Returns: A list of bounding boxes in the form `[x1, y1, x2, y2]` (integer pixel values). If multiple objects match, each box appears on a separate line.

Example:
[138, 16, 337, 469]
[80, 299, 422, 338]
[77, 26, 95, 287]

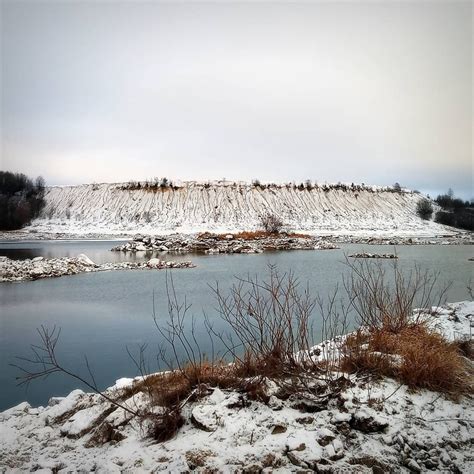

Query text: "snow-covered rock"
[76, 253, 95, 266]
[0, 256, 195, 282]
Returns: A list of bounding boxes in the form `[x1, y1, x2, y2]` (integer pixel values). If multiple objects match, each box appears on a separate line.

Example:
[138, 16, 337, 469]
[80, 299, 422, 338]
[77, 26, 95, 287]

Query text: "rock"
[424, 459, 439, 469]
[191, 405, 221, 432]
[349, 253, 398, 259]
[271, 424, 287, 434]
[30, 266, 45, 277]
[349, 413, 388, 433]
[76, 254, 95, 266]
[0, 256, 194, 282]
[85, 422, 126, 447]
[268, 395, 283, 411]
[0, 401, 31, 421]
[135, 244, 147, 252]
[32, 256, 44, 262]
[147, 258, 161, 268]
[294, 443, 306, 452]
[296, 416, 314, 425]
[191, 242, 212, 251]
[317, 428, 336, 446]
[48, 397, 65, 407]
[406, 459, 421, 472]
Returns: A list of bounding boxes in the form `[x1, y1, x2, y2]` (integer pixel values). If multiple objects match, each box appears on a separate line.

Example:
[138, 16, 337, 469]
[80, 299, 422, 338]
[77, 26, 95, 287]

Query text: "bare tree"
[12, 326, 139, 417]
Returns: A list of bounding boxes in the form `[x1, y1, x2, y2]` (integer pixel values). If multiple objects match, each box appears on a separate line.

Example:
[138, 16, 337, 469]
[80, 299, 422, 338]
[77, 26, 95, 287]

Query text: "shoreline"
[1, 301, 472, 472]
[0, 230, 472, 246]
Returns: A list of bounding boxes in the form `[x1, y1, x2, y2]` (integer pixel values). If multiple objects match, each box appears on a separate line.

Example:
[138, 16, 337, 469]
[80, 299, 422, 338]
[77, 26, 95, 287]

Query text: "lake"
[0, 240, 472, 410]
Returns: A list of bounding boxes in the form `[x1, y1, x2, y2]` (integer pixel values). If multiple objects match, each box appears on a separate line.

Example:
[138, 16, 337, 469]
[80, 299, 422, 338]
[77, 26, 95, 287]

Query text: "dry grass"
[127, 361, 241, 409]
[341, 324, 473, 397]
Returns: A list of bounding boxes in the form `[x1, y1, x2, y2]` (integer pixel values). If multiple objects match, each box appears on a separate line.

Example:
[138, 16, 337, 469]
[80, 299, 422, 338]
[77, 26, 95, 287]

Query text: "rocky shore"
[111, 233, 340, 255]
[0, 255, 194, 282]
[331, 233, 472, 246]
[349, 253, 398, 259]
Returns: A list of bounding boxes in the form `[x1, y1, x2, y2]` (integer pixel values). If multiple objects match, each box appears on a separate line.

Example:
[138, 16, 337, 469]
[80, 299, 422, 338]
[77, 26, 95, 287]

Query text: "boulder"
[349, 412, 388, 433]
[76, 254, 95, 266]
[147, 258, 161, 268]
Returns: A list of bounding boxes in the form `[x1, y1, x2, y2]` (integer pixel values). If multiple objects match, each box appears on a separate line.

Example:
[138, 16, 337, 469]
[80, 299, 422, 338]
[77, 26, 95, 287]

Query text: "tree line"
[416, 188, 473, 231]
[0, 171, 46, 230]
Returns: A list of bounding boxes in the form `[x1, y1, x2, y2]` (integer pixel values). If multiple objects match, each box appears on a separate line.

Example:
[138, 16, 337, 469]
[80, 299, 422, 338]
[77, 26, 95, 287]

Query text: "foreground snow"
[1, 302, 472, 472]
[19, 181, 462, 238]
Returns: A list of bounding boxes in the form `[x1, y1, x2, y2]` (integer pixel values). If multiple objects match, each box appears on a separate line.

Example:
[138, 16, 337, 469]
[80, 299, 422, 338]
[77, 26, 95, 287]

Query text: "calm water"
[0, 241, 472, 410]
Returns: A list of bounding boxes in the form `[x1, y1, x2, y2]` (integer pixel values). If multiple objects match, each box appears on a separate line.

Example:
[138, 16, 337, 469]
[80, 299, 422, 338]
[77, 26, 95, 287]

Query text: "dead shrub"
[454, 339, 474, 360]
[210, 267, 318, 381]
[344, 258, 449, 332]
[260, 214, 284, 234]
[340, 331, 393, 377]
[341, 325, 472, 397]
[396, 327, 472, 395]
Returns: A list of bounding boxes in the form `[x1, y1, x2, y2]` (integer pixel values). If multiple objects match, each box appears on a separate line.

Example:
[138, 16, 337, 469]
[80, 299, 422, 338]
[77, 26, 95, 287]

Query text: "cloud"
[1, 1, 472, 198]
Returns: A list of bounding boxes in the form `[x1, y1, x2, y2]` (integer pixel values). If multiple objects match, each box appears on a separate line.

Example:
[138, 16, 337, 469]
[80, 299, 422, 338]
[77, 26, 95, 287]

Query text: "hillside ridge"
[27, 181, 450, 236]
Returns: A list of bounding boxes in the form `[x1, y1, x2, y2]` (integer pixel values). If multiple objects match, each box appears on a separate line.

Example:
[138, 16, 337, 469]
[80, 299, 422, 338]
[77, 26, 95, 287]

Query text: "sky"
[1, 1, 472, 199]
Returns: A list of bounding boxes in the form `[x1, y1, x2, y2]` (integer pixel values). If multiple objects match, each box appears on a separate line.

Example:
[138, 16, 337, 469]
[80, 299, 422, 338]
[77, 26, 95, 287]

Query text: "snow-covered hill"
[28, 181, 451, 237]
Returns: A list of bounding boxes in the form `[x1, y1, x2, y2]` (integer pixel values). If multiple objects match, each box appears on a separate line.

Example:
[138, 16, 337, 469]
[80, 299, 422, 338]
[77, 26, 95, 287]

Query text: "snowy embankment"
[1, 302, 472, 472]
[0, 255, 194, 282]
[21, 181, 459, 238]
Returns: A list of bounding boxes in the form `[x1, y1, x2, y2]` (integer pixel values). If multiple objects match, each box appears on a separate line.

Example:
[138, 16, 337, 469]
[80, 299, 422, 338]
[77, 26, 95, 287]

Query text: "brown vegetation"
[341, 324, 472, 397]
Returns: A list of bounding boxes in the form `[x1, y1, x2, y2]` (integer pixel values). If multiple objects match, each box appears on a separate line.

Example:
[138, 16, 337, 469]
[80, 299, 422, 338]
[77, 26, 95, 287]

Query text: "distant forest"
[0, 171, 46, 230]
[434, 190, 473, 231]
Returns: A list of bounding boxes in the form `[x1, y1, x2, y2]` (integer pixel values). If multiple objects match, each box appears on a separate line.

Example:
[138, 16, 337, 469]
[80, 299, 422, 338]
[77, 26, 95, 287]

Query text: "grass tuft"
[342, 324, 472, 397]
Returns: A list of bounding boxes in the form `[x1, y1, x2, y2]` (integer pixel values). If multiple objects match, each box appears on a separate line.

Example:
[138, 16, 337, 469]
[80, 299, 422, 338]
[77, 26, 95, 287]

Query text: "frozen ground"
[1, 302, 472, 473]
[14, 181, 463, 239]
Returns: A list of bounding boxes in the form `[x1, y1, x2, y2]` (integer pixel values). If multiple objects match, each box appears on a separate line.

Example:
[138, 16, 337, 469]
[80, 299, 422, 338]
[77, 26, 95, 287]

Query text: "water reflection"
[0, 241, 472, 410]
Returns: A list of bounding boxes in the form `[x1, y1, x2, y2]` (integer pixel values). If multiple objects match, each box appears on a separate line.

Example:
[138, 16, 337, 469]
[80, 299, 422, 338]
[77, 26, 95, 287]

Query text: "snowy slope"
[28, 181, 451, 236]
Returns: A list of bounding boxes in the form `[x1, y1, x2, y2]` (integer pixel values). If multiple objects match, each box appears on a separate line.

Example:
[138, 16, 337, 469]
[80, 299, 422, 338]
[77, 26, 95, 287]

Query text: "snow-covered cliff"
[29, 181, 448, 236]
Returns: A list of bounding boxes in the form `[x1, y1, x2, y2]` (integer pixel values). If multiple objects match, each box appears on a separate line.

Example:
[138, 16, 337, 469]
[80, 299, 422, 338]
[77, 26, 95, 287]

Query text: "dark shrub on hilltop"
[0, 171, 46, 230]
[416, 198, 433, 220]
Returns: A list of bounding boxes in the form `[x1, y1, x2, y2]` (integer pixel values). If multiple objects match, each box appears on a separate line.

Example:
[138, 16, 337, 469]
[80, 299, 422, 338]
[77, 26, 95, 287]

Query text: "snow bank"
[1, 302, 472, 472]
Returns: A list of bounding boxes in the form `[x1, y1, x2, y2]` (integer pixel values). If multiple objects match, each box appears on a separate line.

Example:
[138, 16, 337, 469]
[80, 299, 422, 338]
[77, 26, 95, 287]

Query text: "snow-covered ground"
[20, 181, 461, 238]
[1, 302, 472, 473]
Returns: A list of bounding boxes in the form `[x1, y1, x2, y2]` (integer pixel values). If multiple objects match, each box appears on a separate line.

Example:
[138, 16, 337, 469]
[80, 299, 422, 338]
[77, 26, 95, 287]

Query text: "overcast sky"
[1, 1, 472, 198]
